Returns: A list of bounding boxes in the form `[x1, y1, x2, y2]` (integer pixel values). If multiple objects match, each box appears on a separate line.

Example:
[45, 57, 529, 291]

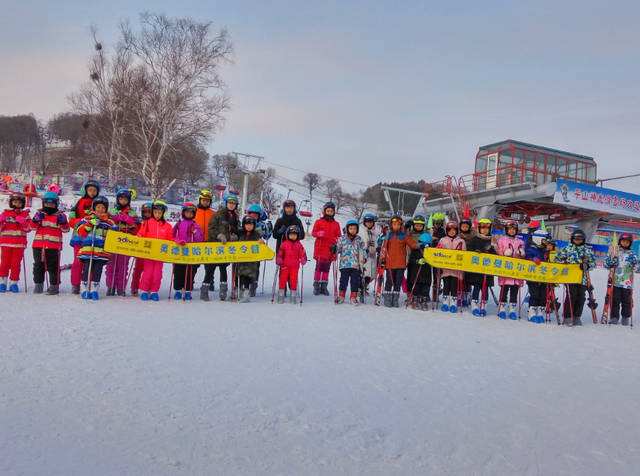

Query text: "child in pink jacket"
[136, 201, 174, 301]
[171, 202, 204, 300]
[496, 220, 525, 319]
[436, 221, 466, 313]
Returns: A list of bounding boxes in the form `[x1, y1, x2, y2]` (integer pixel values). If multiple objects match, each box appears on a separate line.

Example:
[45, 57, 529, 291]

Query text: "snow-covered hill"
[1, 234, 639, 475]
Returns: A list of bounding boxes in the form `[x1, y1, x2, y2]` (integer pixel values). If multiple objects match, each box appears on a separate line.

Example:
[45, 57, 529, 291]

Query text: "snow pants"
[339, 268, 362, 293]
[611, 286, 633, 319]
[407, 262, 431, 298]
[202, 263, 228, 285]
[500, 284, 520, 304]
[442, 276, 459, 298]
[105, 254, 131, 292]
[314, 259, 332, 282]
[71, 245, 83, 287]
[279, 266, 300, 291]
[81, 259, 105, 283]
[384, 268, 404, 293]
[140, 259, 164, 293]
[0, 246, 24, 280]
[32, 248, 61, 285]
[130, 258, 145, 293]
[173, 264, 199, 292]
[527, 281, 546, 307]
[563, 284, 586, 320]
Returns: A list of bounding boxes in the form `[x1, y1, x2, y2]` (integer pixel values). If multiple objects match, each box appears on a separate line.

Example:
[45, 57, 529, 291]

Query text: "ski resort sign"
[104, 231, 275, 264]
[554, 179, 640, 219]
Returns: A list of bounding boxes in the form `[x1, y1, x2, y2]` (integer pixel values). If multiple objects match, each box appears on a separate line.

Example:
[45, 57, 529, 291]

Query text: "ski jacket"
[335, 234, 367, 270]
[195, 206, 215, 241]
[466, 233, 495, 287]
[408, 231, 432, 265]
[496, 235, 525, 286]
[0, 209, 31, 248]
[256, 219, 273, 241]
[137, 217, 174, 241]
[75, 212, 116, 262]
[172, 219, 204, 244]
[460, 229, 476, 248]
[436, 235, 466, 279]
[273, 213, 305, 251]
[359, 225, 381, 279]
[380, 230, 418, 270]
[605, 249, 640, 289]
[236, 229, 262, 279]
[31, 209, 70, 250]
[276, 239, 307, 270]
[69, 196, 94, 227]
[208, 207, 240, 243]
[311, 216, 342, 261]
[431, 226, 445, 247]
[110, 205, 138, 234]
[554, 243, 596, 286]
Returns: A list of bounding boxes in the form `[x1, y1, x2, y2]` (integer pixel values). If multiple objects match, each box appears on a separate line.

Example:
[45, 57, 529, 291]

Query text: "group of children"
[1, 186, 638, 325]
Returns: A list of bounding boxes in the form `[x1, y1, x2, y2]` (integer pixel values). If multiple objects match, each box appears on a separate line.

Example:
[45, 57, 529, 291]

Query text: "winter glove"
[417, 258, 426, 265]
[315, 230, 326, 238]
[230, 233, 238, 242]
[56, 214, 68, 225]
[97, 222, 112, 230]
[175, 239, 186, 246]
[217, 233, 227, 244]
[503, 247, 513, 257]
[277, 225, 287, 236]
[533, 257, 541, 266]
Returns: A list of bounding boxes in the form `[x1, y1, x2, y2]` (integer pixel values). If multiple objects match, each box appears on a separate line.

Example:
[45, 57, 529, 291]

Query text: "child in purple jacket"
[172, 202, 204, 300]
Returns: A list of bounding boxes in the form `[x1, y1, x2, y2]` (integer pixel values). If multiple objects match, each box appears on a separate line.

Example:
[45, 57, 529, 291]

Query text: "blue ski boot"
[0, 278, 6, 293]
[441, 296, 450, 312]
[184, 291, 192, 301]
[471, 300, 481, 317]
[140, 292, 150, 301]
[150, 292, 160, 301]
[174, 291, 183, 300]
[498, 303, 507, 319]
[8, 281, 19, 293]
[508, 304, 518, 320]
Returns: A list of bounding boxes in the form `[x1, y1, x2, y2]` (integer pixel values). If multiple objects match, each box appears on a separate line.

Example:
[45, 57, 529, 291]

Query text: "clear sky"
[1, 0, 639, 189]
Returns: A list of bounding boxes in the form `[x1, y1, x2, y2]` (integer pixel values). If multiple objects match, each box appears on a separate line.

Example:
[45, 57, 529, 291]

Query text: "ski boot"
[621, 317, 630, 326]
[81, 282, 90, 300]
[383, 291, 393, 308]
[392, 292, 400, 308]
[508, 303, 518, 320]
[219, 282, 228, 301]
[72, 284, 81, 295]
[8, 281, 19, 293]
[239, 288, 250, 303]
[277, 289, 285, 304]
[184, 291, 192, 301]
[350, 291, 359, 305]
[140, 292, 150, 301]
[449, 296, 458, 314]
[131, 289, 138, 297]
[150, 292, 160, 302]
[441, 296, 451, 313]
[200, 284, 210, 301]
[320, 281, 330, 296]
[106, 287, 116, 296]
[290, 291, 298, 304]
[0, 277, 7, 293]
[90, 283, 100, 301]
[609, 316, 619, 325]
[33, 283, 44, 294]
[528, 306, 537, 323]
[46, 285, 59, 295]
[336, 290, 346, 304]
[174, 291, 183, 300]
[421, 297, 431, 311]
[498, 302, 508, 319]
[471, 300, 481, 317]
[479, 304, 487, 317]
[313, 281, 320, 296]
[117, 289, 126, 297]
[535, 307, 545, 324]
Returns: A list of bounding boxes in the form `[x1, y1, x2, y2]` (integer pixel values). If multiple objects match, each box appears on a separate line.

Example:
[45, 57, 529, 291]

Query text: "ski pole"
[299, 264, 304, 306]
[22, 249, 28, 293]
[270, 264, 279, 303]
[86, 225, 97, 295]
[406, 264, 423, 309]
[261, 260, 267, 296]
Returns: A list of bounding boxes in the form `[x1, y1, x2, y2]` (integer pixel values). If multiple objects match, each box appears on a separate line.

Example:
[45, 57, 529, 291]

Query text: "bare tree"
[323, 178, 342, 202]
[344, 192, 368, 220]
[71, 13, 233, 198]
[303, 172, 322, 202]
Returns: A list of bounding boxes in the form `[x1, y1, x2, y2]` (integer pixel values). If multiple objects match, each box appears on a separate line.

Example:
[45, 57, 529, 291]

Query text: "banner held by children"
[423, 248, 583, 284]
[104, 231, 275, 264]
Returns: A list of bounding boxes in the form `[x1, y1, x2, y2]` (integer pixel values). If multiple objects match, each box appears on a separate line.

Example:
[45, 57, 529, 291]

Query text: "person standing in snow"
[137, 200, 174, 302]
[275, 225, 308, 304]
[406, 215, 432, 310]
[311, 201, 341, 296]
[333, 219, 367, 304]
[194, 189, 216, 301]
[436, 221, 466, 313]
[525, 229, 553, 324]
[380, 215, 419, 308]
[273, 199, 305, 254]
[495, 220, 525, 320]
[69, 180, 101, 294]
[466, 218, 496, 317]
[236, 215, 263, 303]
[0, 192, 32, 293]
[358, 212, 381, 297]
[172, 202, 204, 301]
[106, 188, 138, 296]
[207, 192, 240, 301]
[604, 233, 638, 326]
[245, 203, 273, 297]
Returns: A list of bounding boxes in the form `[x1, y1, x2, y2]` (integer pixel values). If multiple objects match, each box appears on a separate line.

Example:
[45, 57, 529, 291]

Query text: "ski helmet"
[460, 218, 473, 230]
[247, 203, 263, 215]
[48, 183, 62, 195]
[618, 233, 633, 249]
[141, 202, 153, 215]
[528, 219, 541, 230]
[532, 229, 551, 247]
[9, 192, 26, 209]
[116, 188, 132, 207]
[222, 192, 238, 206]
[345, 218, 359, 234]
[92, 195, 109, 211]
[83, 180, 100, 197]
[445, 221, 459, 234]
[477, 218, 492, 232]
[504, 220, 518, 236]
[181, 202, 197, 218]
[390, 215, 403, 227]
[323, 201, 336, 215]
[152, 200, 168, 215]
[282, 199, 296, 212]
[42, 191, 59, 207]
[286, 224, 300, 239]
[362, 212, 377, 223]
[413, 214, 426, 225]
[242, 215, 257, 227]
[570, 229, 586, 244]
[431, 212, 446, 225]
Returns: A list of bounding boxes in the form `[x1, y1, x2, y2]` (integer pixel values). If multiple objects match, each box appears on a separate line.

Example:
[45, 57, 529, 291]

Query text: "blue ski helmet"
[42, 191, 59, 207]
[247, 203, 262, 215]
[92, 195, 109, 211]
[362, 212, 377, 223]
[345, 219, 359, 234]
[532, 229, 551, 247]
[83, 180, 100, 197]
[116, 188, 132, 208]
[223, 192, 239, 206]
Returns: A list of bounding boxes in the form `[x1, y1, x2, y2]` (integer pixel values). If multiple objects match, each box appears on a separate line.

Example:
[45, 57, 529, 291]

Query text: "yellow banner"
[104, 231, 275, 264]
[423, 248, 583, 284]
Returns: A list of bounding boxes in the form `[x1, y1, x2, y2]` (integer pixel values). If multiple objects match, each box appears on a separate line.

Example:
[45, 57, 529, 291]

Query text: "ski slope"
[1, 236, 639, 475]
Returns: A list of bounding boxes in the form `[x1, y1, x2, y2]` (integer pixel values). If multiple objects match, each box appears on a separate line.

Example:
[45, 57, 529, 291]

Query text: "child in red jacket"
[31, 191, 70, 295]
[137, 200, 174, 301]
[0, 192, 32, 293]
[69, 180, 100, 294]
[311, 201, 341, 296]
[276, 225, 307, 304]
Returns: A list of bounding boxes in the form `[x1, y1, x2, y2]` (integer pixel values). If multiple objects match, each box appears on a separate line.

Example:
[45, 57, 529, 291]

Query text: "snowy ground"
[1, 238, 640, 475]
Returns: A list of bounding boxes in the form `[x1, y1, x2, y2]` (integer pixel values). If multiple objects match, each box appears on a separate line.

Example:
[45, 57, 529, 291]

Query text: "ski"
[583, 264, 598, 324]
